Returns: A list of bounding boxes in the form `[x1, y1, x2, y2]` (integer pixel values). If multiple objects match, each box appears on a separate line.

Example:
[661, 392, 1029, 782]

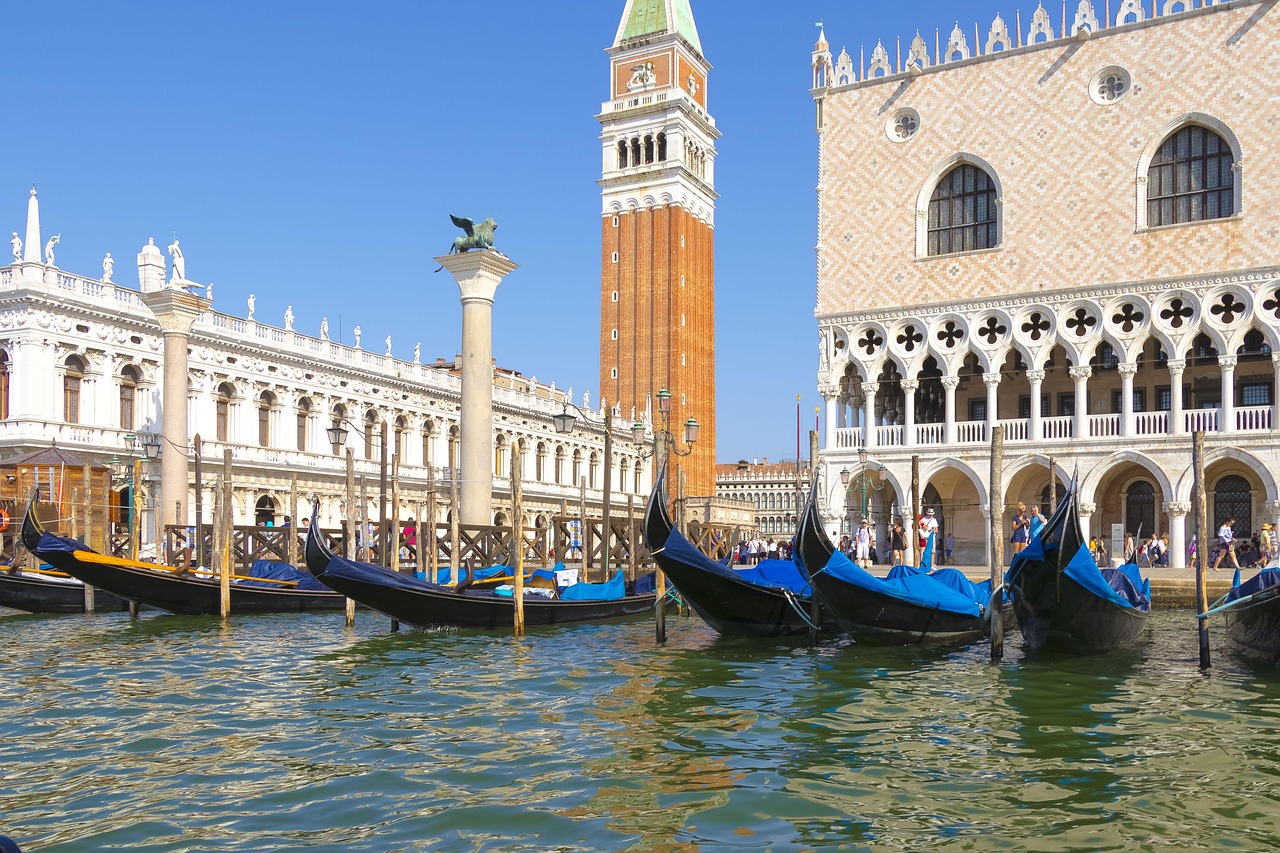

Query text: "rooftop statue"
[44, 235, 59, 266]
[102, 253, 114, 283]
[168, 239, 185, 282]
[10, 233, 20, 262]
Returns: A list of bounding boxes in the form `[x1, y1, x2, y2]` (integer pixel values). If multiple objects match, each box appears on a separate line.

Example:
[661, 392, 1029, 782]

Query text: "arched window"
[395, 416, 408, 461]
[258, 391, 275, 447]
[1213, 474, 1253, 539]
[422, 421, 435, 469]
[657, 132, 667, 162]
[494, 435, 507, 478]
[120, 365, 139, 431]
[572, 449, 582, 485]
[217, 383, 235, 442]
[363, 410, 377, 459]
[535, 442, 547, 482]
[555, 446, 566, 485]
[617, 140, 628, 169]
[448, 425, 459, 470]
[1126, 481, 1155, 538]
[634, 461, 643, 494]
[1146, 124, 1235, 227]
[296, 397, 311, 451]
[255, 495, 277, 527]
[0, 351, 9, 420]
[63, 355, 85, 423]
[927, 164, 999, 256]
[589, 451, 599, 489]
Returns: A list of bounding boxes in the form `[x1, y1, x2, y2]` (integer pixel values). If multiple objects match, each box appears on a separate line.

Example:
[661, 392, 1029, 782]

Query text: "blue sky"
[3, 1, 1027, 463]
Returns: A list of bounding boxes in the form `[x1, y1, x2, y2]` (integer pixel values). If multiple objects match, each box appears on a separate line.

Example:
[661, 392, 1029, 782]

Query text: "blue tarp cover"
[662, 528, 811, 595]
[634, 572, 657, 596]
[326, 553, 488, 595]
[1226, 567, 1280, 604]
[1063, 544, 1150, 611]
[239, 560, 332, 591]
[560, 569, 625, 601]
[821, 549, 983, 617]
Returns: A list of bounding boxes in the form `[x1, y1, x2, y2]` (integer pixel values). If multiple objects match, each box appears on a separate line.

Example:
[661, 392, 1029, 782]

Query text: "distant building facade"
[0, 191, 650, 549]
[811, 1, 1280, 567]
[715, 459, 812, 537]
[599, 0, 718, 498]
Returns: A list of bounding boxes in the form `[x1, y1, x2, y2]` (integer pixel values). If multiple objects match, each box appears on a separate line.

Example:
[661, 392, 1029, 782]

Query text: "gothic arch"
[915, 152, 1005, 258]
[1135, 112, 1243, 229]
[1080, 449, 1174, 506]
[1174, 447, 1278, 504]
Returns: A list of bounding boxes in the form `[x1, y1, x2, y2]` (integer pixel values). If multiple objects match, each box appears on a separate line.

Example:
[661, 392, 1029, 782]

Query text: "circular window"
[885, 108, 921, 143]
[1089, 66, 1131, 105]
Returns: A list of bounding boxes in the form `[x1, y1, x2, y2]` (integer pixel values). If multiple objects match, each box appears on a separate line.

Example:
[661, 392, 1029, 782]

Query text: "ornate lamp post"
[845, 447, 887, 525]
[326, 418, 389, 566]
[553, 400, 630, 581]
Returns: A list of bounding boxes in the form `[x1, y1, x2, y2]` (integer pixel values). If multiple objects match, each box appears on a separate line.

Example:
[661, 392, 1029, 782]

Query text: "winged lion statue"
[447, 214, 497, 254]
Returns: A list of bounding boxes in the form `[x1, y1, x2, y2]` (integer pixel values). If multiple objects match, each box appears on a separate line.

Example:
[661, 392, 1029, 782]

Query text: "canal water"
[0, 609, 1276, 852]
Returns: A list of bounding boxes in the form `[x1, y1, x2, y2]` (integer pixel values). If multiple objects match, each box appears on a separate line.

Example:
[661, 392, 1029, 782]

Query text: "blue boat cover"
[821, 549, 983, 617]
[327, 553, 464, 593]
[924, 567, 994, 607]
[560, 569, 625, 601]
[662, 527, 811, 595]
[635, 572, 657, 595]
[240, 560, 332, 591]
[1225, 566, 1280, 604]
[1064, 544, 1150, 611]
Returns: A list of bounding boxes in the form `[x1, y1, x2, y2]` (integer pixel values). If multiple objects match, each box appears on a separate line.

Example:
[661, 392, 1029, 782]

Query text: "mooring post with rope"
[511, 441, 526, 637]
[1193, 430, 1211, 669]
[219, 448, 232, 619]
[344, 448, 357, 628]
[989, 425, 1005, 662]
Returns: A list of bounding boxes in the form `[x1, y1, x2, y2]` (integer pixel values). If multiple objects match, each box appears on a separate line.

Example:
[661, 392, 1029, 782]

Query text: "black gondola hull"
[314, 570, 656, 629]
[809, 572, 989, 644]
[1008, 565, 1149, 654]
[1221, 585, 1280, 663]
[654, 556, 819, 637]
[38, 552, 346, 615]
[0, 572, 130, 614]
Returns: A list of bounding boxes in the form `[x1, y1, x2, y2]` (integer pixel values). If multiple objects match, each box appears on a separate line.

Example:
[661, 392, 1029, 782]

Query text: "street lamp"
[848, 448, 887, 525]
[554, 400, 636, 579]
[326, 417, 389, 566]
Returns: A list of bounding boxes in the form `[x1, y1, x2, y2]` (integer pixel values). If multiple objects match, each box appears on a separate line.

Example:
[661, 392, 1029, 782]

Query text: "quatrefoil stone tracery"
[1021, 312, 1051, 341]
[896, 325, 923, 352]
[937, 321, 964, 349]
[1159, 298, 1194, 329]
[1112, 303, 1145, 334]
[858, 329, 884, 356]
[1210, 293, 1246, 325]
[1264, 289, 1280, 321]
[1065, 308, 1097, 337]
[977, 316, 1007, 345]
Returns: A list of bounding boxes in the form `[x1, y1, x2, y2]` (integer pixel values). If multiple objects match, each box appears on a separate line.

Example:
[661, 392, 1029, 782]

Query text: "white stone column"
[942, 376, 959, 445]
[140, 287, 209, 530]
[1273, 355, 1280, 431]
[862, 382, 879, 451]
[1079, 501, 1096, 543]
[1164, 501, 1190, 570]
[1219, 355, 1237, 433]
[435, 250, 519, 527]
[1270, 500, 1280, 541]
[1026, 369, 1045, 440]
[1119, 362, 1137, 436]
[822, 387, 838, 450]
[901, 380, 919, 446]
[983, 372, 1000, 436]
[1168, 358, 1186, 435]
[1070, 366, 1092, 440]
[981, 504, 992, 567]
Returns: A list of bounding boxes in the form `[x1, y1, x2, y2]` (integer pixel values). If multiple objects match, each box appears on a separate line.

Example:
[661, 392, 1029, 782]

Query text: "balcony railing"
[832, 405, 1275, 450]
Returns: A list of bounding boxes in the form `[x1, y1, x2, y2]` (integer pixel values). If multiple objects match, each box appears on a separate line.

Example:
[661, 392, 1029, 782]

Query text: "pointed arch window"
[63, 355, 86, 424]
[1146, 124, 1236, 227]
[927, 164, 999, 256]
[120, 365, 139, 431]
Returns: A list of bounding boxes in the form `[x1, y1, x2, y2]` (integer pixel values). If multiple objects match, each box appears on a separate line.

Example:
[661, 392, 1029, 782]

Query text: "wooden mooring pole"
[910, 455, 920, 566]
[511, 441, 525, 637]
[80, 463, 95, 613]
[989, 425, 1005, 662]
[1192, 430, 1211, 669]
[1048, 456, 1057, 515]
[219, 448, 232, 620]
[345, 449, 356, 628]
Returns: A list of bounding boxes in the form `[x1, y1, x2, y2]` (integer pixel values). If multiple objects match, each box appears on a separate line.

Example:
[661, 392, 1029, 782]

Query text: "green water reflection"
[0, 609, 1276, 851]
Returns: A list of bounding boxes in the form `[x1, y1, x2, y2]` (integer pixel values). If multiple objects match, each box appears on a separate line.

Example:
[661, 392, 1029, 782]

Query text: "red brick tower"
[599, 0, 718, 497]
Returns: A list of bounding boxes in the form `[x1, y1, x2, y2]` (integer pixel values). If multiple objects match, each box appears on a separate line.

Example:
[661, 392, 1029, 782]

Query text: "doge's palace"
[811, 0, 1280, 568]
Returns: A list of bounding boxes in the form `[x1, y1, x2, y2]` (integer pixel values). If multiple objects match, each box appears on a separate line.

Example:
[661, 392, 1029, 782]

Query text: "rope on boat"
[782, 588, 823, 633]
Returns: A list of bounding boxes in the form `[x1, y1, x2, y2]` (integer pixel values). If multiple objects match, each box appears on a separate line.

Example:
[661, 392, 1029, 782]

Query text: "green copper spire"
[617, 0, 703, 56]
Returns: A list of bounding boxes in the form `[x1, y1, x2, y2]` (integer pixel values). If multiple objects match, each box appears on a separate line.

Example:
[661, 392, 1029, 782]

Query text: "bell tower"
[599, 0, 719, 497]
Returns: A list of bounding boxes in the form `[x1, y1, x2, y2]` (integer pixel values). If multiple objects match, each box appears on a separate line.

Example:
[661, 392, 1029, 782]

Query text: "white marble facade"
[0, 192, 650, 545]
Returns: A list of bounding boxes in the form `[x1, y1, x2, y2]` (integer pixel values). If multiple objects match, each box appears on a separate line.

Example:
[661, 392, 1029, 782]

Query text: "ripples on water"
[0, 609, 1276, 851]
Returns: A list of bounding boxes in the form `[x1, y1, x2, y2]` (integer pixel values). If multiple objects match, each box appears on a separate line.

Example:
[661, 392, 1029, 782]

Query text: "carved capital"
[1166, 358, 1187, 374]
[862, 382, 880, 395]
[1078, 502, 1097, 516]
[941, 376, 960, 391]
[983, 372, 1002, 387]
[900, 379, 920, 393]
[1163, 501, 1192, 517]
[1267, 500, 1280, 516]
[1218, 355, 1238, 370]
[1068, 366, 1093, 381]
[1025, 369, 1046, 383]
[1273, 353, 1280, 368]
[1118, 362, 1139, 379]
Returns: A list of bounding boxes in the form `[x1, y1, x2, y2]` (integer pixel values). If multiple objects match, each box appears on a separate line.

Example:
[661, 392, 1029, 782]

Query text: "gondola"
[1204, 567, 1280, 663]
[1005, 487, 1151, 654]
[643, 465, 832, 637]
[795, 486, 999, 644]
[0, 566, 130, 614]
[21, 496, 346, 615]
[304, 508, 657, 629]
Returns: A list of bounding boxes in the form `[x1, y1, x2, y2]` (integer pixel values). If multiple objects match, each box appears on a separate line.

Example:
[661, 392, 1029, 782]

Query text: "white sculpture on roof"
[284, 305, 294, 330]
[320, 317, 329, 340]
[102, 253, 114, 282]
[167, 239, 185, 282]
[10, 233, 20, 262]
[44, 235, 59, 266]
